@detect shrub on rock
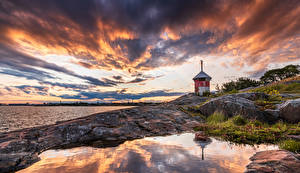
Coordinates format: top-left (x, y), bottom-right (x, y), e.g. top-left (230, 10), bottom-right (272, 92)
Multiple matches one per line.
top-left (232, 115), bottom-right (247, 126)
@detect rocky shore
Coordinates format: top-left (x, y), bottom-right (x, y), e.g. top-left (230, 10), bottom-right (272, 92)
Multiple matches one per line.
top-left (0, 93), bottom-right (299, 172)
top-left (0, 101), bottom-right (203, 173)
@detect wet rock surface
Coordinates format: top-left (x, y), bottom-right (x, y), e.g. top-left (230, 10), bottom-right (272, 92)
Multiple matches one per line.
top-left (245, 150), bottom-right (300, 173)
top-left (0, 101), bottom-right (204, 173)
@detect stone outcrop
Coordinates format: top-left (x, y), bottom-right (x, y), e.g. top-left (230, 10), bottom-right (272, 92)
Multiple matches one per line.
top-left (0, 104), bottom-right (202, 173)
top-left (197, 93), bottom-right (277, 122)
top-left (245, 150), bottom-right (300, 173)
top-left (169, 93), bottom-right (208, 106)
top-left (278, 98), bottom-right (300, 123)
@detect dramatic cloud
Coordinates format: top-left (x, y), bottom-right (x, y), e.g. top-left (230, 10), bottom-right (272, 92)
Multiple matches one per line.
top-left (0, 0), bottom-right (299, 103)
top-left (15, 85), bottom-right (49, 95)
top-left (40, 81), bottom-right (90, 90)
top-left (0, 44), bottom-right (115, 87)
top-left (0, 0), bottom-right (298, 73)
top-left (112, 76), bottom-right (123, 80)
top-left (102, 73), bottom-right (162, 85)
top-left (55, 90), bottom-right (185, 100)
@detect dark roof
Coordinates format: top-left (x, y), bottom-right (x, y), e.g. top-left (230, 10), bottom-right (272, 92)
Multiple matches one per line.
top-left (193, 71), bottom-right (212, 80)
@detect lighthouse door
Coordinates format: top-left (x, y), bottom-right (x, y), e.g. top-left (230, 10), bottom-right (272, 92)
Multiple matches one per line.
top-left (198, 81), bottom-right (209, 96)
top-left (198, 87), bottom-right (206, 96)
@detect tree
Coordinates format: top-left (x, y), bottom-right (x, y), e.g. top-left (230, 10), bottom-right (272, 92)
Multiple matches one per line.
top-left (260, 65), bottom-right (300, 84)
top-left (221, 77), bottom-right (261, 92)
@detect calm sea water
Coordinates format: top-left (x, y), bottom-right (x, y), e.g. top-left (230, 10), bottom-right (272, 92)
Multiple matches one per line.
top-left (18, 133), bottom-right (278, 173)
top-left (0, 106), bottom-right (134, 132)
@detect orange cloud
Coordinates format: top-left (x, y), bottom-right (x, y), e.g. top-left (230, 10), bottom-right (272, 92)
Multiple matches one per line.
top-left (0, 0), bottom-right (299, 74)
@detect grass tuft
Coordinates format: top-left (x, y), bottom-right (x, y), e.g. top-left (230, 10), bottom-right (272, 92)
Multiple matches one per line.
top-left (279, 140), bottom-right (300, 153)
top-left (207, 111), bottom-right (227, 124)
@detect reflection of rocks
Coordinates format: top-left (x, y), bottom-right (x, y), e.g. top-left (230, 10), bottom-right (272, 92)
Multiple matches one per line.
top-left (194, 131), bottom-right (209, 141)
top-left (194, 132), bottom-right (212, 160)
top-left (0, 104), bottom-right (201, 173)
top-left (246, 150), bottom-right (300, 173)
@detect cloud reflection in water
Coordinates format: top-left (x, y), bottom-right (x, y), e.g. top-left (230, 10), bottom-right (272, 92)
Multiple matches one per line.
top-left (18, 133), bottom-right (278, 173)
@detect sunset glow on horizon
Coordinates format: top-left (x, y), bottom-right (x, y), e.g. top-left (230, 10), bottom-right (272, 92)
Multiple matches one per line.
top-left (0, 0), bottom-right (299, 103)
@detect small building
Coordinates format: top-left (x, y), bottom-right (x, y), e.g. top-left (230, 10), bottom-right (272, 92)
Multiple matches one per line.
top-left (193, 60), bottom-right (212, 95)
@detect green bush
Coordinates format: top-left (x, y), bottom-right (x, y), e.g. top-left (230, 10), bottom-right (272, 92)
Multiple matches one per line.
top-left (232, 115), bottom-right (247, 126)
top-left (220, 77), bottom-right (261, 92)
top-left (279, 140), bottom-right (300, 153)
top-left (207, 111), bottom-right (227, 124)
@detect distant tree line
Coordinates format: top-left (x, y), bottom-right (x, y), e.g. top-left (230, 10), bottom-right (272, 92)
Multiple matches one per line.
top-left (217, 64), bottom-right (300, 92)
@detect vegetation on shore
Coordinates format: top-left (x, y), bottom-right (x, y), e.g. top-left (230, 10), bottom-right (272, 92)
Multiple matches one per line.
top-left (185, 67), bottom-right (300, 153)
top-left (279, 140), bottom-right (300, 153)
top-left (193, 112), bottom-right (300, 153)
top-left (250, 81), bottom-right (300, 94)
top-left (217, 64), bottom-right (299, 93)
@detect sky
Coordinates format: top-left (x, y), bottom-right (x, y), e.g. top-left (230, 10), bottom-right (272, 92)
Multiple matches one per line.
top-left (0, 0), bottom-right (299, 103)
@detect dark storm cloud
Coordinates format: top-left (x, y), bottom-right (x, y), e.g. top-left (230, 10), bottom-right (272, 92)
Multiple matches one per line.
top-left (127, 78), bottom-right (147, 84)
top-left (0, 44), bottom-right (116, 87)
top-left (102, 78), bottom-right (124, 85)
top-left (15, 85), bottom-right (49, 95)
top-left (112, 75), bottom-right (123, 80)
top-left (0, 0), bottom-right (299, 72)
top-left (115, 38), bottom-right (148, 62)
top-left (103, 73), bottom-right (162, 85)
top-left (56, 90), bottom-right (185, 100)
top-left (40, 81), bottom-right (90, 90)
top-left (137, 32), bottom-right (231, 68)
top-left (119, 88), bottom-right (127, 94)
top-left (0, 68), bottom-right (53, 81)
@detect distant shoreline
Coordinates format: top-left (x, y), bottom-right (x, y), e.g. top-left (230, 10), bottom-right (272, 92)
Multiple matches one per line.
top-left (0, 102), bottom-right (161, 106)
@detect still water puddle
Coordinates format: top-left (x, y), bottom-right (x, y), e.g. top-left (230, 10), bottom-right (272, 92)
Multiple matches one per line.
top-left (18, 133), bottom-right (278, 173)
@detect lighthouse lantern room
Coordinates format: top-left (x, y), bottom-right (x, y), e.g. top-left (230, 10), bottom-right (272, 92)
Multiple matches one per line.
top-left (193, 60), bottom-right (212, 96)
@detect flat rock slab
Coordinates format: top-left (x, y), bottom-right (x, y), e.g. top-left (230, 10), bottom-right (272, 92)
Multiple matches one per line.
top-left (245, 150), bottom-right (300, 173)
top-left (0, 104), bottom-right (202, 173)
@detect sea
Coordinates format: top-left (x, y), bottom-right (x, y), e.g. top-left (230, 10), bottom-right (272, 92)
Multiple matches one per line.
top-left (0, 106), bottom-right (134, 133)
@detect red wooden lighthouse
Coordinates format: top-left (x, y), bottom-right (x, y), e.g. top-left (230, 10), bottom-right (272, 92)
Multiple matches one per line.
top-left (193, 60), bottom-right (211, 95)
